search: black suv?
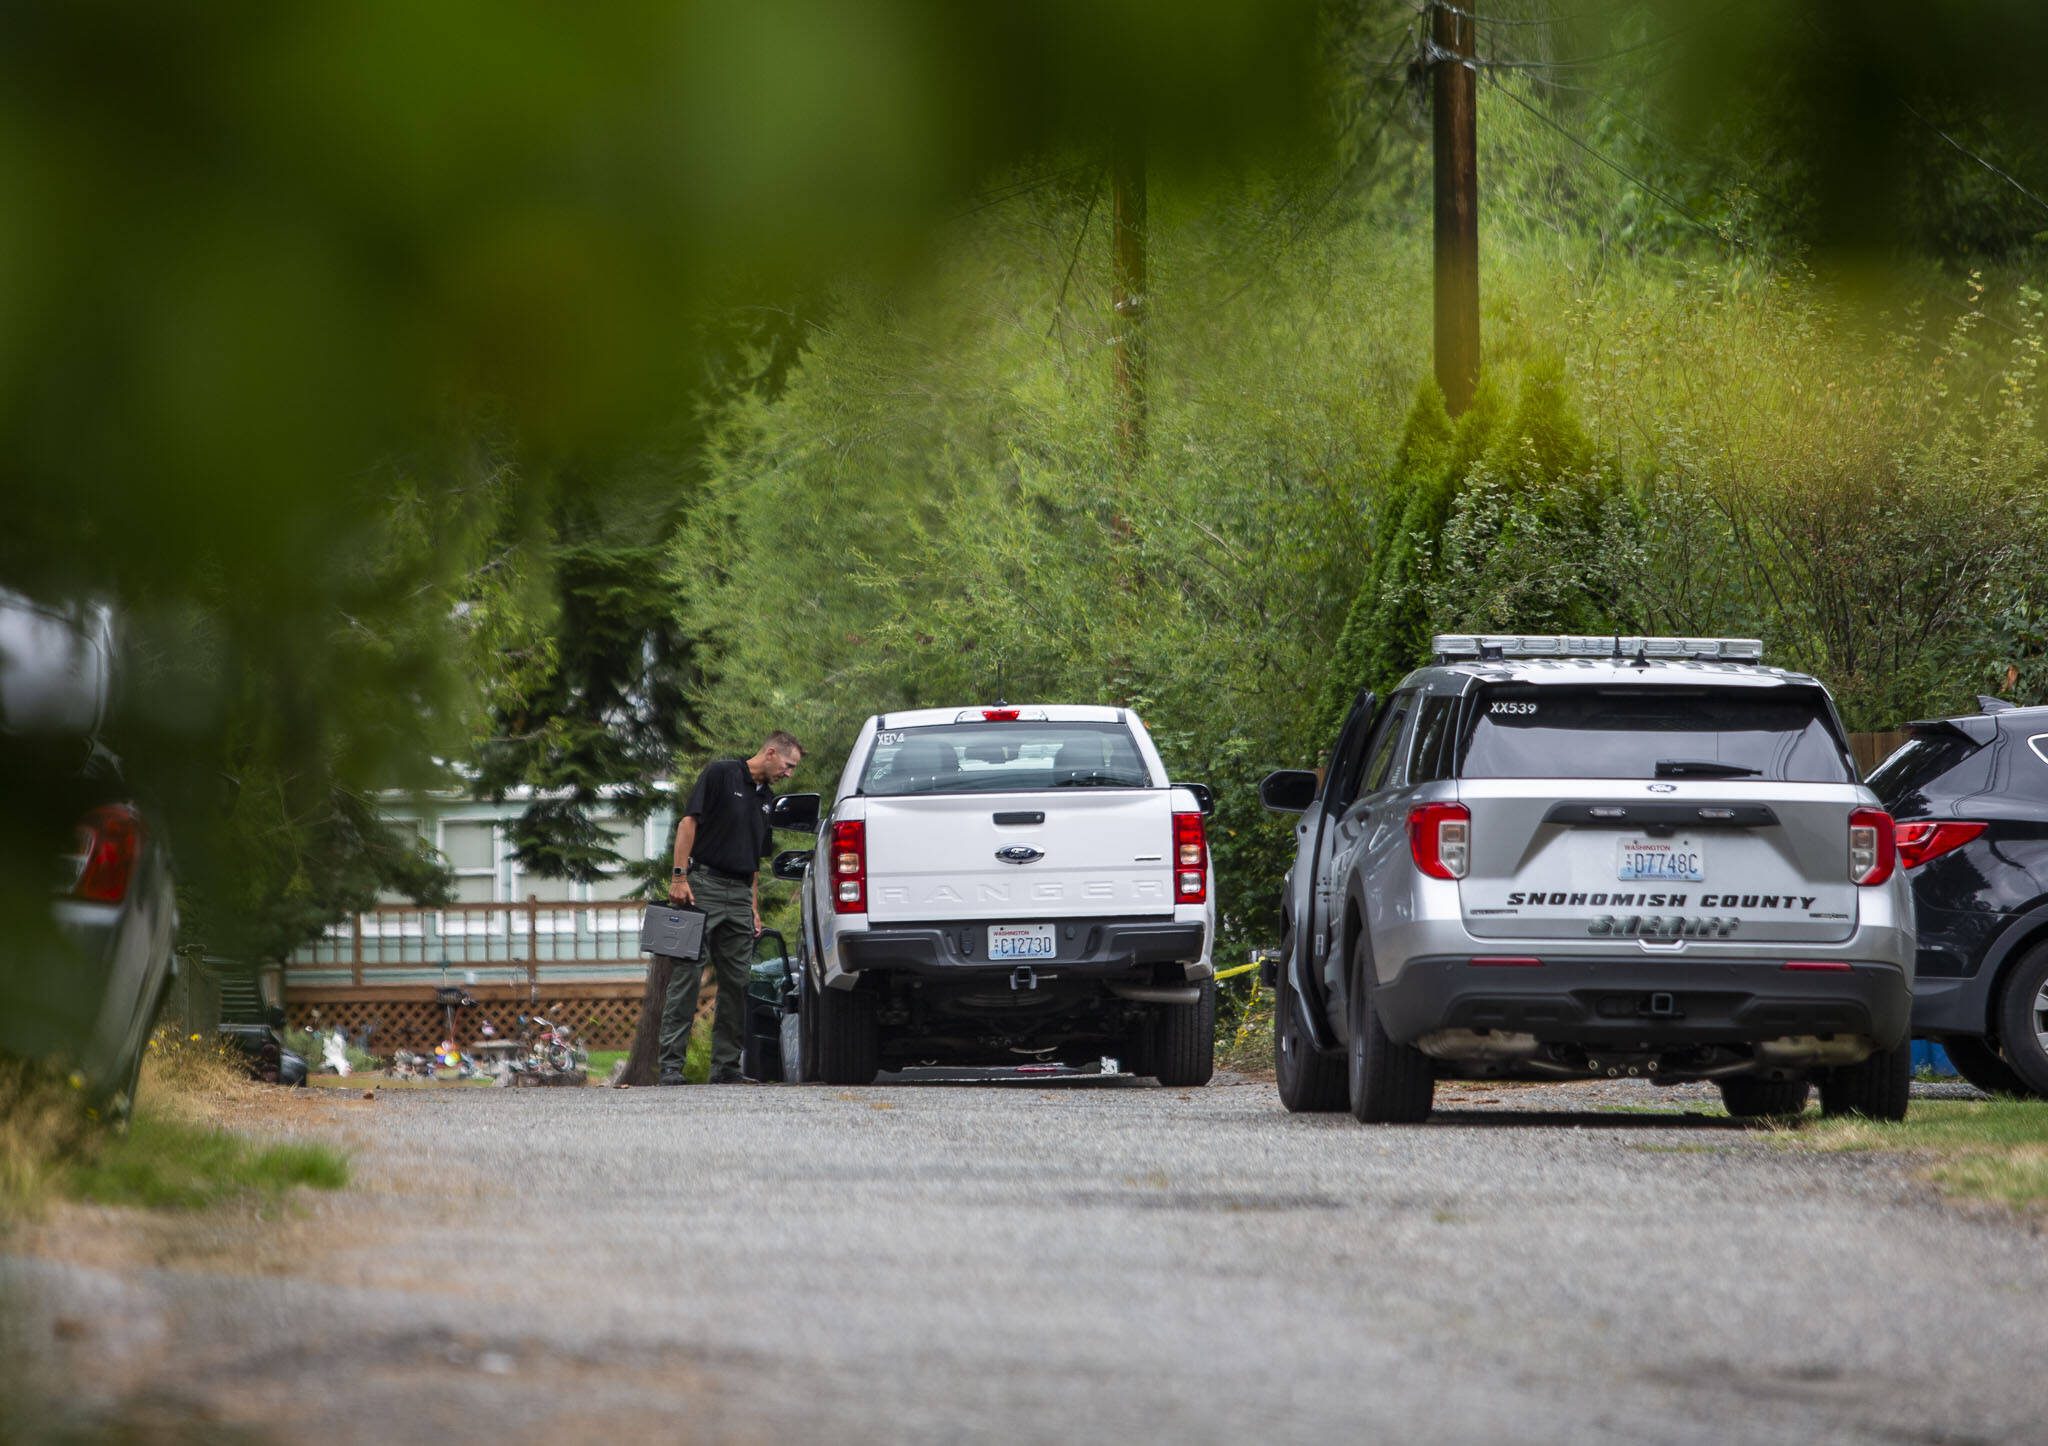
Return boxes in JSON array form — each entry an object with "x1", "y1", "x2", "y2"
[{"x1": 1867, "y1": 698, "x2": 2048, "y2": 1098}]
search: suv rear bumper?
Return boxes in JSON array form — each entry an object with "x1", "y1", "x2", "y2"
[
  {"x1": 1377, "y1": 955, "x2": 1911, "y2": 1048},
  {"x1": 839, "y1": 919, "x2": 1210, "y2": 980}
]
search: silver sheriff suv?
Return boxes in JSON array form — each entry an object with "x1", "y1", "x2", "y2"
[{"x1": 1258, "y1": 636, "x2": 1915, "y2": 1124}]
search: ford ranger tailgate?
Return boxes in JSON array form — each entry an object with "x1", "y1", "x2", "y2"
[{"x1": 864, "y1": 791, "x2": 1177, "y2": 923}]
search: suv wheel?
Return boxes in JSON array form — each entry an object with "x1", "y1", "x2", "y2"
[
  {"x1": 1718, "y1": 1076, "x2": 1810, "y2": 1120},
  {"x1": 1942, "y1": 1035, "x2": 2036, "y2": 1099},
  {"x1": 1994, "y1": 943, "x2": 2048, "y2": 1098},
  {"x1": 812, "y1": 980, "x2": 880, "y2": 1086},
  {"x1": 1818, "y1": 1042, "x2": 1910, "y2": 1121},
  {"x1": 1150, "y1": 980, "x2": 1216, "y2": 1088},
  {"x1": 1274, "y1": 938, "x2": 1346, "y2": 1114},
  {"x1": 1345, "y1": 947, "x2": 1433, "y2": 1124}
]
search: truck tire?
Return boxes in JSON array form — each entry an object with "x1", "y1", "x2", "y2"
[
  {"x1": 1150, "y1": 980, "x2": 1216, "y2": 1087},
  {"x1": 1819, "y1": 1042, "x2": 1910, "y2": 1121},
  {"x1": 1718, "y1": 1076, "x2": 1810, "y2": 1120},
  {"x1": 1345, "y1": 944, "x2": 1433, "y2": 1124},
  {"x1": 813, "y1": 980, "x2": 880, "y2": 1086},
  {"x1": 1993, "y1": 943, "x2": 2048, "y2": 1098},
  {"x1": 1275, "y1": 944, "x2": 1347, "y2": 1114},
  {"x1": 1942, "y1": 1035, "x2": 2036, "y2": 1099}
]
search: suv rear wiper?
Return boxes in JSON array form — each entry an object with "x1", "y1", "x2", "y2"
[{"x1": 1653, "y1": 758, "x2": 1762, "y2": 778}]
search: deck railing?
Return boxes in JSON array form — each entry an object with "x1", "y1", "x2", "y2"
[{"x1": 287, "y1": 899, "x2": 651, "y2": 984}]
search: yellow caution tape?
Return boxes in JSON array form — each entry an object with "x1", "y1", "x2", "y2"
[{"x1": 1212, "y1": 960, "x2": 1262, "y2": 981}]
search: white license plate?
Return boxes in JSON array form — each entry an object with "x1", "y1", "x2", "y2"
[
  {"x1": 988, "y1": 924, "x2": 1057, "y2": 961},
  {"x1": 1617, "y1": 837, "x2": 1705, "y2": 883}
]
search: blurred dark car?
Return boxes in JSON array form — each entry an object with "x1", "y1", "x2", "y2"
[
  {"x1": 204, "y1": 957, "x2": 307, "y2": 1086},
  {"x1": 0, "y1": 589, "x2": 178, "y2": 1115},
  {"x1": 1867, "y1": 698, "x2": 2048, "y2": 1098}
]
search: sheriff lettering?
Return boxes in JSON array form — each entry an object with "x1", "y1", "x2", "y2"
[{"x1": 1588, "y1": 914, "x2": 1741, "y2": 939}]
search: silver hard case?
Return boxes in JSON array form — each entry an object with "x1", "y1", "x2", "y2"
[{"x1": 638, "y1": 903, "x2": 707, "y2": 960}]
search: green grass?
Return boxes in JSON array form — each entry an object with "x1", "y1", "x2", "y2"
[
  {"x1": 1778, "y1": 1099, "x2": 2048, "y2": 1213},
  {"x1": 584, "y1": 1025, "x2": 712, "y2": 1084},
  {"x1": 64, "y1": 1111, "x2": 349, "y2": 1211},
  {"x1": 684, "y1": 1027, "x2": 713, "y2": 1082}
]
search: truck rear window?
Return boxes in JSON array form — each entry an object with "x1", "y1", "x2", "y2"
[
  {"x1": 861, "y1": 722, "x2": 1151, "y2": 796},
  {"x1": 1457, "y1": 685, "x2": 1855, "y2": 783}
]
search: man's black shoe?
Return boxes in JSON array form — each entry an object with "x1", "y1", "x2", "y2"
[
  {"x1": 657, "y1": 1071, "x2": 686, "y2": 1086},
  {"x1": 708, "y1": 1071, "x2": 745, "y2": 1085}
]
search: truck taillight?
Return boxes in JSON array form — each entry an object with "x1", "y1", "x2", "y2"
[
  {"x1": 1172, "y1": 811, "x2": 1208, "y2": 903},
  {"x1": 1895, "y1": 820, "x2": 1986, "y2": 870},
  {"x1": 830, "y1": 819, "x2": 867, "y2": 914},
  {"x1": 1408, "y1": 802, "x2": 1470, "y2": 881},
  {"x1": 71, "y1": 803, "x2": 143, "y2": 904},
  {"x1": 1848, "y1": 807, "x2": 1896, "y2": 886}
]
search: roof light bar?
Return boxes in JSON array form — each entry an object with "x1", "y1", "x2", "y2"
[{"x1": 1431, "y1": 635, "x2": 1764, "y2": 664}]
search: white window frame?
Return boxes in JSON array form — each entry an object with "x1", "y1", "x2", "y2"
[{"x1": 437, "y1": 816, "x2": 502, "y2": 935}]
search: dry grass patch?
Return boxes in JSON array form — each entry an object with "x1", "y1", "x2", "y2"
[
  {"x1": 1217, "y1": 980, "x2": 1275, "y2": 1078},
  {"x1": 0, "y1": 1063, "x2": 99, "y2": 1218},
  {"x1": 1779, "y1": 1099, "x2": 2048, "y2": 1215},
  {"x1": 1, "y1": 1030, "x2": 351, "y2": 1223}
]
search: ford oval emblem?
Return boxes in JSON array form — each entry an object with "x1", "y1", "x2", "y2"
[
  {"x1": 994, "y1": 845, "x2": 1045, "y2": 865},
  {"x1": 1648, "y1": 782, "x2": 1678, "y2": 793}
]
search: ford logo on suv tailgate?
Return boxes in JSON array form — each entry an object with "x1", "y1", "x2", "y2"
[{"x1": 994, "y1": 845, "x2": 1044, "y2": 865}]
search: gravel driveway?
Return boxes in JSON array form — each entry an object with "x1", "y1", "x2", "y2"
[{"x1": 6, "y1": 1074, "x2": 2045, "y2": 1444}]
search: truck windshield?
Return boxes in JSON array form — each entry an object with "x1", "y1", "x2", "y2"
[
  {"x1": 860, "y1": 722, "x2": 1150, "y2": 796},
  {"x1": 1458, "y1": 685, "x2": 1855, "y2": 783}
]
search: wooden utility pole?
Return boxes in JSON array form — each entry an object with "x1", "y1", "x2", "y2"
[
  {"x1": 1110, "y1": 129, "x2": 1147, "y2": 474},
  {"x1": 1431, "y1": 0, "x2": 1479, "y2": 415}
]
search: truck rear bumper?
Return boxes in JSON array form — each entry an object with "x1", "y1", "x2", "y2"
[
  {"x1": 838, "y1": 918, "x2": 1209, "y2": 981},
  {"x1": 1377, "y1": 955, "x2": 1911, "y2": 1049}
]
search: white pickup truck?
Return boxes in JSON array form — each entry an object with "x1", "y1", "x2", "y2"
[{"x1": 770, "y1": 705, "x2": 1217, "y2": 1085}]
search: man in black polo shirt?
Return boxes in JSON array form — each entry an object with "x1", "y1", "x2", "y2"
[{"x1": 658, "y1": 730, "x2": 804, "y2": 1084}]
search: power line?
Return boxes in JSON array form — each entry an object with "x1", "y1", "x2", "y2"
[
  {"x1": 1899, "y1": 99, "x2": 2048, "y2": 224},
  {"x1": 1418, "y1": 1, "x2": 1643, "y2": 28},
  {"x1": 1488, "y1": 76, "x2": 1741, "y2": 248},
  {"x1": 1474, "y1": 13, "x2": 1725, "y2": 72},
  {"x1": 951, "y1": 163, "x2": 1096, "y2": 221},
  {"x1": 1202, "y1": 61, "x2": 1420, "y2": 311}
]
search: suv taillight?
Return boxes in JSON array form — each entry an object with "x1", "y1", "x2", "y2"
[
  {"x1": 1895, "y1": 820, "x2": 1987, "y2": 870},
  {"x1": 71, "y1": 803, "x2": 144, "y2": 904},
  {"x1": 1848, "y1": 807, "x2": 1896, "y2": 886},
  {"x1": 1173, "y1": 811, "x2": 1208, "y2": 904},
  {"x1": 1408, "y1": 802, "x2": 1470, "y2": 880},
  {"x1": 830, "y1": 820, "x2": 867, "y2": 914}
]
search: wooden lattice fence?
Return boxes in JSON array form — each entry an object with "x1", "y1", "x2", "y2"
[{"x1": 287, "y1": 976, "x2": 713, "y2": 1054}]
